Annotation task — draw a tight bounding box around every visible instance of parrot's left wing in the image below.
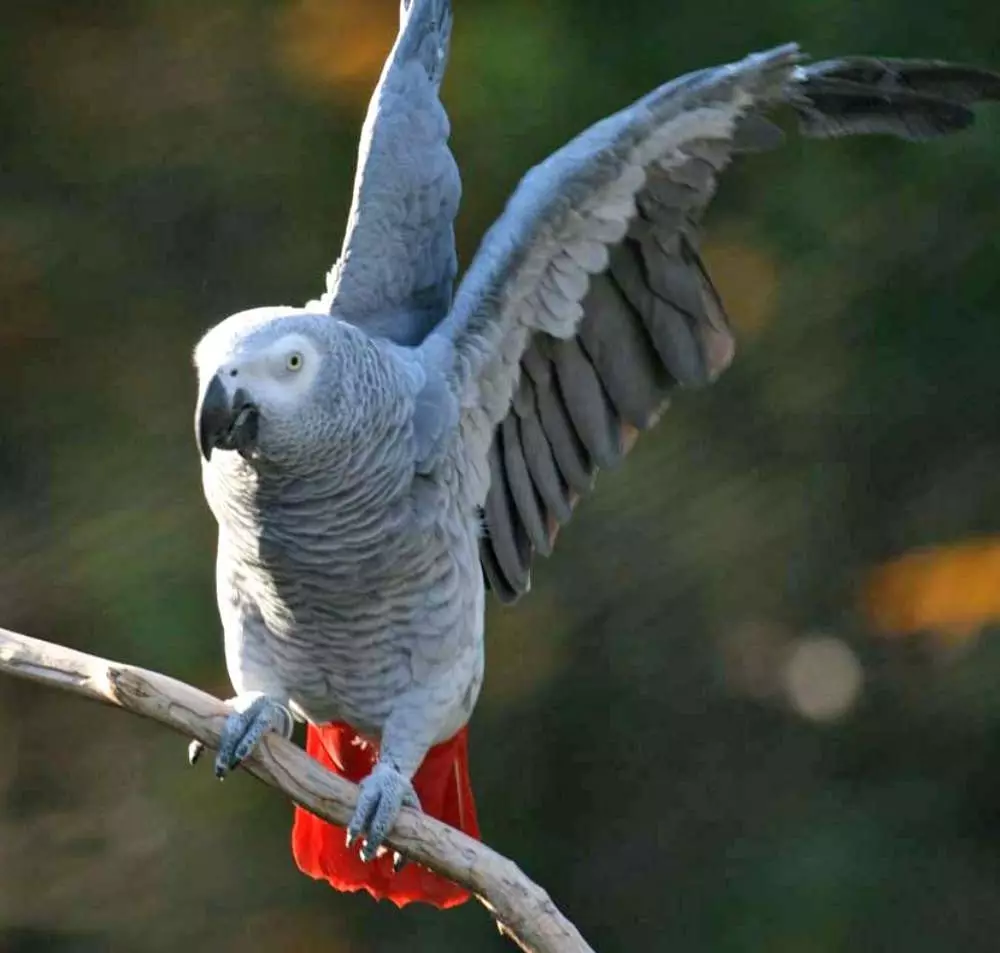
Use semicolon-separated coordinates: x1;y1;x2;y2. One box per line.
421;43;1000;602
311;0;460;345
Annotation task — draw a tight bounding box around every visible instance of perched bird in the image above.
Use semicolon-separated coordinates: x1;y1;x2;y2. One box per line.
191;0;999;909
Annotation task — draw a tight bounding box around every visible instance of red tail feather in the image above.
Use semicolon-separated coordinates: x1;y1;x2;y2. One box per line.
291;721;479;909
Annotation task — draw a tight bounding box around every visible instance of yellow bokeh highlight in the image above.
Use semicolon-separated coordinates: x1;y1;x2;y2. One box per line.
275;0;396;101
863;538;1000;642
702;238;779;336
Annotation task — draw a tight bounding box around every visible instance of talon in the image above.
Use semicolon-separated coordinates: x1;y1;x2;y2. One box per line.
392;851;406;874
345;829;361;850
210;693;290;781
345;761;421;866
214;748;237;779
188;740;205;765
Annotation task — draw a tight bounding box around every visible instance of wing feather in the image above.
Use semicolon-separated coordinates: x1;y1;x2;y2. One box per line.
483;434;531;594
525;343;597;496
515;377;574;525
501;413;552;556
577;273;672;429
551;337;624;470
309;0;460;345
417;44;999;600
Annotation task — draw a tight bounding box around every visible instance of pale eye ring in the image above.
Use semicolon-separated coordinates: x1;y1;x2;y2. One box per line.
286;351;304;372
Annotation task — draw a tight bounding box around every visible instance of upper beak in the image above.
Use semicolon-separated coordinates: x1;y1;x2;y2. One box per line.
196;374;258;461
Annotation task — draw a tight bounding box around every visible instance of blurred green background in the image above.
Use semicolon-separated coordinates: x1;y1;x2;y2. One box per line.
2;1;1000;950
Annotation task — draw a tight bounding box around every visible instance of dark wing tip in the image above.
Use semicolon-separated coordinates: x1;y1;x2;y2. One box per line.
797;80;976;140
805;57;1000;105
795;58;1000;141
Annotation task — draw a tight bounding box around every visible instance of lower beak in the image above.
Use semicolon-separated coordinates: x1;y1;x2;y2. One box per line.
196;374;258;461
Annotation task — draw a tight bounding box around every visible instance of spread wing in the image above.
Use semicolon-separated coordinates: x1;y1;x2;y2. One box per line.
310;0;460;346
421;43;1000;602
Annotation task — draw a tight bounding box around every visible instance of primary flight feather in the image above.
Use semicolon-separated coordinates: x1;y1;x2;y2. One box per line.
191;0;1000;908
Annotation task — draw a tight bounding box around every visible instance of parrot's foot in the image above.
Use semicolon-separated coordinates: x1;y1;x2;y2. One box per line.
346;761;421;862
188;693;294;779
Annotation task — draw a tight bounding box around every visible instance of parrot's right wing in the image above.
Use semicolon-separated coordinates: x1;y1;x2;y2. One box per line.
422;43;1000;602
311;0;460;346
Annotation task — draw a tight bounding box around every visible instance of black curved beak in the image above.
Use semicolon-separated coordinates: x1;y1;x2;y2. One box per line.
196;374;259;461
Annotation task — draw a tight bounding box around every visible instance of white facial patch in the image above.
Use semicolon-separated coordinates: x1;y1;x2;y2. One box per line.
248;333;322;409
193;306;306;374
203;332;321;417
194;307;324;417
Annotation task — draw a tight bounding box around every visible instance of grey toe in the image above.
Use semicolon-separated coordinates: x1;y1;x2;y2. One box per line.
347;761;420;861
210;694;293;779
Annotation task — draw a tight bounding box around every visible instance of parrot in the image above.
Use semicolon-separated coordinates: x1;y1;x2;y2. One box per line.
190;0;1000;910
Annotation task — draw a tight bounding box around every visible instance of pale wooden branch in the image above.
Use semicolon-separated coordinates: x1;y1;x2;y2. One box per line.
0;625;594;953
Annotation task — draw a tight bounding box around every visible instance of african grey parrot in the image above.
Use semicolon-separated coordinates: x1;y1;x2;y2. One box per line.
191;0;999;908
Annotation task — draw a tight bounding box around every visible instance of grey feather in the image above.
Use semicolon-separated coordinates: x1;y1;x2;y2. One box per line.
789;58;1000;141
312;0;459;344
514;375;573;525
609;235;714;388
804;57;1000;104
483;434;531;594
731;113;786;152
523;342;596;494
418;43;998;600
479;527;519;604
577;272;674;429
501;413;552;556
551;337;624;469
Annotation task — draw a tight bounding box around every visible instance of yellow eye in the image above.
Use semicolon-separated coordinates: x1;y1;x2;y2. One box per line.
286;351;304;372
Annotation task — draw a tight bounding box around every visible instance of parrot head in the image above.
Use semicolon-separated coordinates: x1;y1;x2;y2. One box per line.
193;306;380;468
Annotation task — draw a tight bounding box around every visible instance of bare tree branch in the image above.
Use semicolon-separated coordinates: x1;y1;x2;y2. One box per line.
0;625;595;953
